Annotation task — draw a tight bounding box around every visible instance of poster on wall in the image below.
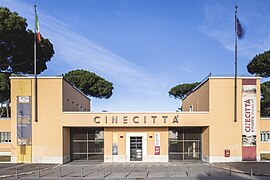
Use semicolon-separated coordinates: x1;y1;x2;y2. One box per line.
242;80;257;161
17;96;32;146
112;133;118;155
155;133;160;155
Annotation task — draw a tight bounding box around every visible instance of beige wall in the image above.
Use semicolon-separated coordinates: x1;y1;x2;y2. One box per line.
63;80;90;112
104;127;168;162
260;118;270;153
0;118;11;154
202;127;209;161
182;81;209;111
5;76;267;163
63;127;70;163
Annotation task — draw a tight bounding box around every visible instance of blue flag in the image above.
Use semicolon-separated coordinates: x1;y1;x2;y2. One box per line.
236;18;244;39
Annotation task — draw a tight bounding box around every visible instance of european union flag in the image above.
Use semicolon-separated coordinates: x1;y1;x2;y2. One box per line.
236;18;244;39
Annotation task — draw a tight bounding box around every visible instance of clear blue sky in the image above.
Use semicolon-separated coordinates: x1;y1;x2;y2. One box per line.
2;0;270;112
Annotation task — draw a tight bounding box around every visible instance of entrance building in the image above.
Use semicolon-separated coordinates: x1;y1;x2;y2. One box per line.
0;75;270;163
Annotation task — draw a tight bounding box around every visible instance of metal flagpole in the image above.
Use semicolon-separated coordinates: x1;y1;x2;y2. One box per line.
34;5;38;122
234;5;238;122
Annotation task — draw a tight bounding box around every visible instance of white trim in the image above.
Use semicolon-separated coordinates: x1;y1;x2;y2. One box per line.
260;118;270;120
62;111;209;114
126;132;147;162
209;156;242;162
143;155;168;162
11;157;17;163
260;151;270;153
32;157;63;163
10;76;63;79
63;155;70;163
209;76;261;79
202;155;210;163
0;152;11;156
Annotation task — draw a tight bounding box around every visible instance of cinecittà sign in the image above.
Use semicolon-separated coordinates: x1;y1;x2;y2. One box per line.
92;115;180;125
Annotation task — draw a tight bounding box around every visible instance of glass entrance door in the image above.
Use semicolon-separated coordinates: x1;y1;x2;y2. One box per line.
130;137;142;161
169;128;202;161
71;128;104;161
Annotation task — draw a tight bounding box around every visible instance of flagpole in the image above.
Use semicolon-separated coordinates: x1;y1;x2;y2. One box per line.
34;4;38;122
234;5;238;123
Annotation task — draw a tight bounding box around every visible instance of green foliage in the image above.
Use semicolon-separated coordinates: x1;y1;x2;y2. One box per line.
261;81;270;117
169;82;200;99
0;73;9;103
0;7;54;74
64;69;114;99
247;50;270;78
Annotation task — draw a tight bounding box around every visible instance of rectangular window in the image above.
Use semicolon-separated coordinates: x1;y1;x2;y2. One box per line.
189;105;193;112
260;131;270;143
0;132;11;143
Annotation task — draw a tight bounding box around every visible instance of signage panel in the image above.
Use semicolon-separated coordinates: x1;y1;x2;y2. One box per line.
17;96;32;146
242;80;257;161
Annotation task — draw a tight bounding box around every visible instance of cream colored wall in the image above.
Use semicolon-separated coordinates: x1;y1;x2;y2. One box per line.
207;77;261;161
10;77;65;163
63;127;70;163
182;81;209;111
62;80;90;112
7;76;266;163
10;78;32;162
104;127;168;156
62;112;210;127
0;118;11;131
104;127;168;162
260;118;270;153
0;119;11;153
202;127;209;161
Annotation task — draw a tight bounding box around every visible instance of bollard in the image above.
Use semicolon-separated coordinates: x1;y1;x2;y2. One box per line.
103;168;106;178
14;168;18;178
166;166;168;178
81;167;84;178
59;167;62;178
229;166;231;176
250;168;253;177
125;167;127;177
208;166;211;176
37;168;40;178
187;166;190;177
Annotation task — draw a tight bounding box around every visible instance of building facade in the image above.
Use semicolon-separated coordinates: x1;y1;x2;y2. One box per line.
0;76;270;163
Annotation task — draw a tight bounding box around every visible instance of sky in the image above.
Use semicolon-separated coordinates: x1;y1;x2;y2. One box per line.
1;0;270;112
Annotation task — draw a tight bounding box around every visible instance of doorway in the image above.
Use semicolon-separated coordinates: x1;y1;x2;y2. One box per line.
130;137;143;161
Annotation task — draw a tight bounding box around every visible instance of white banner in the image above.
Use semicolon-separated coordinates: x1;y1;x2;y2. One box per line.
155;133;160;146
242;85;256;146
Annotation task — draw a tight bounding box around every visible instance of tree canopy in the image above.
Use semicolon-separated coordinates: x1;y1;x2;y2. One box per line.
0;73;9;103
169;82;200;99
64;69;114;99
261;81;270;117
247;50;270;117
0;7;54;74
247;50;270;78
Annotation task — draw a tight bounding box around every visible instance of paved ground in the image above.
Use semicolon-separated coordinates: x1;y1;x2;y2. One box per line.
0;162;270;179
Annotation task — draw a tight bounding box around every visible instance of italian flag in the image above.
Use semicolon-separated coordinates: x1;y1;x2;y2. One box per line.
35;13;41;42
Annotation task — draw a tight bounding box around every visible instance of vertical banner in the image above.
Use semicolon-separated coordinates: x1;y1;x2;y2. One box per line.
242;79;257;161
17;96;32;146
155;133;160;155
112;133;118;155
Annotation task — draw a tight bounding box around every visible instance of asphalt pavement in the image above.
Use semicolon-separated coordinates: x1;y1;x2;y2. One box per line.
0;161;270;179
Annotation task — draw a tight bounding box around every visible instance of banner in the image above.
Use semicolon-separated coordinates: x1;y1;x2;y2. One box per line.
242;80;256;161
17;96;32;146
